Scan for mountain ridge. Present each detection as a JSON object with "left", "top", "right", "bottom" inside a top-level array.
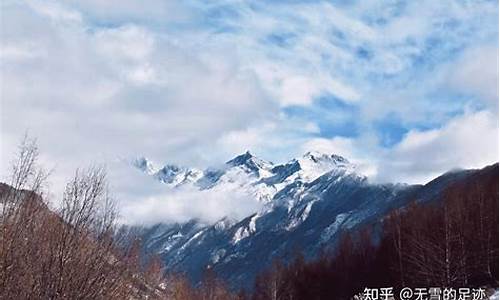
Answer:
[
  {"left": 131, "top": 151, "right": 358, "bottom": 203},
  {"left": 127, "top": 152, "right": 498, "bottom": 290}
]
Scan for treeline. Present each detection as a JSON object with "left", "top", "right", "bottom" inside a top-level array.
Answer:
[{"left": 251, "top": 166, "right": 499, "bottom": 299}]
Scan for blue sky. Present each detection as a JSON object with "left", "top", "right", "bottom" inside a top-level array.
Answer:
[{"left": 1, "top": 0, "right": 498, "bottom": 191}]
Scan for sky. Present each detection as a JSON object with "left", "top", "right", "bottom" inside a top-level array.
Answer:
[{"left": 1, "top": 0, "right": 498, "bottom": 223}]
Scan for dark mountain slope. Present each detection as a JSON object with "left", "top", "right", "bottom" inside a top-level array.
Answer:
[{"left": 134, "top": 159, "right": 498, "bottom": 290}]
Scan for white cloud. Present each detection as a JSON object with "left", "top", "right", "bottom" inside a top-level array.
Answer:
[
  {"left": 0, "top": 0, "right": 277, "bottom": 207},
  {"left": 215, "top": 119, "right": 319, "bottom": 164},
  {"left": 60, "top": 0, "right": 193, "bottom": 25},
  {"left": 1, "top": 0, "right": 498, "bottom": 224},
  {"left": 375, "top": 110, "right": 499, "bottom": 183},
  {"left": 448, "top": 45, "right": 499, "bottom": 110},
  {"left": 298, "top": 110, "right": 499, "bottom": 185},
  {"left": 217, "top": 124, "right": 276, "bottom": 157},
  {"left": 119, "top": 187, "right": 260, "bottom": 225},
  {"left": 280, "top": 76, "right": 320, "bottom": 106},
  {"left": 0, "top": 1, "right": 277, "bottom": 166},
  {"left": 275, "top": 75, "right": 361, "bottom": 106},
  {"left": 26, "top": 0, "right": 83, "bottom": 24},
  {"left": 108, "top": 162, "right": 261, "bottom": 225}
]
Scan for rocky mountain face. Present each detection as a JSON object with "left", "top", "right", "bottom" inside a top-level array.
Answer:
[{"left": 129, "top": 152, "right": 498, "bottom": 290}]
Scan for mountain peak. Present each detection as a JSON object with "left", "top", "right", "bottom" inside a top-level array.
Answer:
[
  {"left": 302, "top": 151, "right": 350, "bottom": 165},
  {"left": 154, "top": 164, "right": 203, "bottom": 186},
  {"left": 226, "top": 151, "right": 273, "bottom": 176},
  {"left": 132, "top": 156, "right": 156, "bottom": 174},
  {"left": 226, "top": 151, "right": 258, "bottom": 166},
  {"left": 282, "top": 151, "right": 354, "bottom": 183},
  {"left": 157, "top": 164, "right": 183, "bottom": 174}
]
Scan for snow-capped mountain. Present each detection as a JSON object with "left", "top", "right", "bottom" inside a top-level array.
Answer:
[
  {"left": 132, "top": 157, "right": 204, "bottom": 187},
  {"left": 127, "top": 151, "right": 372, "bottom": 288},
  {"left": 154, "top": 165, "right": 203, "bottom": 186},
  {"left": 132, "top": 150, "right": 358, "bottom": 203},
  {"left": 225, "top": 151, "right": 274, "bottom": 178},
  {"left": 132, "top": 157, "right": 157, "bottom": 175},
  {"left": 128, "top": 152, "right": 497, "bottom": 290}
]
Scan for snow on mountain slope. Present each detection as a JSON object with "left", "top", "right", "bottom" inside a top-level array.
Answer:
[
  {"left": 131, "top": 157, "right": 203, "bottom": 187},
  {"left": 225, "top": 151, "right": 274, "bottom": 179},
  {"left": 154, "top": 165, "right": 203, "bottom": 186},
  {"left": 128, "top": 153, "right": 496, "bottom": 290},
  {"left": 132, "top": 150, "right": 357, "bottom": 204},
  {"left": 128, "top": 151, "right": 382, "bottom": 287},
  {"left": 132, "top": 157, "right": 157, "bottom": 175},
  {"left": 291, "top": 151, "right": 355, "bottom": 182}
]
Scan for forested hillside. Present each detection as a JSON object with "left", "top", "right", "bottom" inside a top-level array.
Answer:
[{"left": 250, "top": 164, "right": 499, "bottom": 299}]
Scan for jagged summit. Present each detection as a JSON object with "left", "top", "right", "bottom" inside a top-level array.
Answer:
[
  {"left": 274, "top": 150, "right": 356, "bottom": 184},
  {"left": 132, "top": 157, "right": 156, "bottom": 174},
  {"left": 226, "top": 150, "right": 254, "bottom": 166},
  {"left": 132, "top": 150, "right": 356, "bottom": 195},
  {"left": 154, "top": 164, "right": 183, "bottom": 183},
  {"left": 153, "top": 164, "right": 203, "bottom": 186},
  {"left": 130, "top": 158, "right": 203, "bottom": 186},
  {"left": 128, "top": 152, "right": 497, "bottom": 291},
  {"left": 225, "top": 151, "right": 273, "bottom": 177},
  {"left": 302, "top": 151, "right": 350, "bottom": 165}
]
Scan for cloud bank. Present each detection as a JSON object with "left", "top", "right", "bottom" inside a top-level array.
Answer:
[{"left": 1, "top": 0, "right": 498, "bottom": 224}]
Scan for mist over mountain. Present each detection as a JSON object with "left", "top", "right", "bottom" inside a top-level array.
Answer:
[
  {"left": 1, "top": 0, "right": 498, "bottom": 298},
  {"left": 124, "top": 150, "right": 498, "bottom": 290}
]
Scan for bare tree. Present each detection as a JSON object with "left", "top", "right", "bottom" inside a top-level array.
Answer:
[
  {"left": 0, "top": 135, "right": 49, "bottom": 298},
  {"left": 0, "top": 136, "right": 169, "bottom": 299},
  {"left": 164, "top": 273, "right": 197, "bottom": 300},
  {"left": 199, "top": 267, "right": 234, "bottom": 300}
]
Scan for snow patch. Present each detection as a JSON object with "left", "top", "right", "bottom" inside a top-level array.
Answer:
[
  {"left": 160, "top": 232, "right": 184, "bottom": 252},
  {"left": 286, "top": 201, "right": 315, "bottom": 230},
  {"left": 232, "top": 213, "right": 260, "bottom": 244},
  {"left": 249, "top": 214, "right": 258, "bottom": 232},
  {"left": 211, "top": 249, "right": 226, "bottom": 264},
  {"left": 132, "top": 157, "right": 157, "bottom": 174},
  {"left": 232, "top": 226, "right": 250, "bottom": 244},
  {"left": 180, "top": 229, "right": 205, "bottom": 251},
  {"left": 321, "top": 213, "right": 349, "bottom": 242}
]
